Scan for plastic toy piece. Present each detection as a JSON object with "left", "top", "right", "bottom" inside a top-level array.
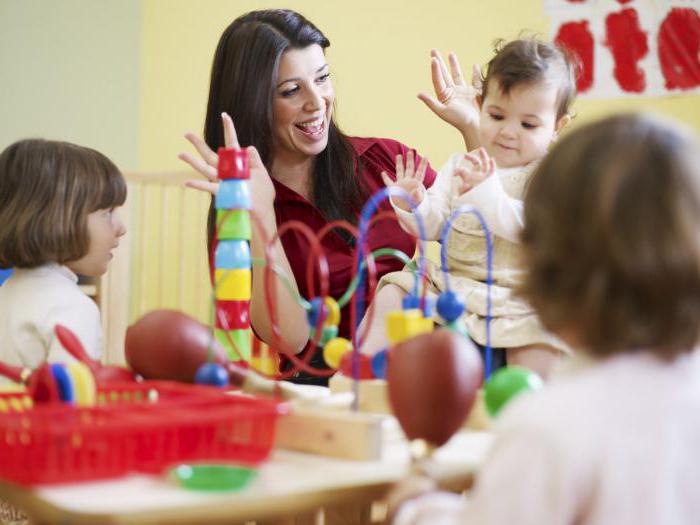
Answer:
[
  {"left": 307, "top": 297, "right": 325, "bottom": 326},
  {"left": 370, "top": 349, "right": 388, "bottom": 379},
  {"left": 171, "top": 464, "right": 256, "bottom": 491},
  {"left": 323, "top": 297, "right": 340, "bottom": 327},
  {"left": 217, "top": 147, "right": 250, "bottom": 180},
  {"left": 214, "top": 240, "right": 251, "bottom": 269},
  {"left": 214, "top": 269, "right": 252, "bottom": 301},
  {"left": 323, "top": 337, "right": 352, "bottom": 369},
  {"left": 484, "top": 366, "right": 544, "bottom": 417},
  {"left": 385, "top": 309, "right": 433, "bottom": 346},
  {"left": 436, "top": 290, "right": 465, "bottom": 323},
  {"left": 30, "top": 363, "right": 61, "bottom": 404},
  {"left": 195, "top": 363, "right": 229, "bottom": 387},
  {"left": 214, "top": 300, "right": 250, "bottom": 330},
  {"left": 339, "top": 352, "right": 375, "bottom": 380},
  {"left": 66, "top": 361, "right": 97, "bottom": 406},
  {"left": 216, "top": 180, "right": 251, "bottom": 210},
  {"left": 214, "top": 328, "right": 251, "bottom": 361},
  {"left": 402, "top": 294, "right": 434, "bottom": 317},
  {"left": 216, "top": 210, "right": 251, "bottom": 240},
  {"left": 50, "top": 363, "right": 75, "bottom": 403},
  {"left": 309, "top": 324, "right": 339, "bottom": 347}
]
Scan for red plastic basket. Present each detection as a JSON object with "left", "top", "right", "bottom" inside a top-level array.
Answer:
[{"left": 0, "top": 381, "right": 282, "bottom": 485}]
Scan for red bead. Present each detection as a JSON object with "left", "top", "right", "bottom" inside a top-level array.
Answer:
[
  {"left": 339, "top": 352, "right": 375, "bottom": 379},
  {"left": 214, "top": 300, "right": 250, "bottom": 330},
  {"left": 217, "top": 148, "right": 249, "bottom": 180}
]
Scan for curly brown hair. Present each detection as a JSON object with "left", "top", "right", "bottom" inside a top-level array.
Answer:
[{"left": 521, "top": 113, "right": 700, "bottom": 358}]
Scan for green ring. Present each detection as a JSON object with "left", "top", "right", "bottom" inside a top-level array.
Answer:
[{"left": 171, "top": 464, "right": 256, "bottom": 491}]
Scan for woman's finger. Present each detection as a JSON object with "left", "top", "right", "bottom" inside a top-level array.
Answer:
[
  {"left": 184, "top": 132, "right": 218, "bottom": 167},
  {"left": 433, "top": 50, "right": 454, "bottom": 88},
  {"left": 222, "top": 112, "right": 240, "bottom": 149},
  {"left": 184, "top": 179, "right": 219, "bottom": 195},
  {"left": 178, "top": 151, "right": 218, "bottom": 181}
]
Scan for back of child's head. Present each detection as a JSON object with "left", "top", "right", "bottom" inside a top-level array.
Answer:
[
  {"left": 0, "top": 139, "right": 126, "bottom": 269},
  {"left": 481, "top": 37, "right": 578, "bottom": 120},
  {"left": 521, "top": 113, "right": 700, "bottom": 359}
]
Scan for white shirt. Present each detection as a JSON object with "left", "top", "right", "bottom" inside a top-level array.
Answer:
[
  {"left": 395, "top": 350, "right": 700, "bottom": 525},
  {"left": 0, "top": 264, "right": 102, "bottom": 385},
  {"left": 392, "top": 153, "right": 526, "bottom": 243}
]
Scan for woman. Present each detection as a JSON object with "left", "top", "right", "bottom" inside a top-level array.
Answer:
[{"left": 180, "top": 9, "right": 477, "bottom": 384}]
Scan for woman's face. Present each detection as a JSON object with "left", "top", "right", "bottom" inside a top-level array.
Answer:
[{"left": 271, "top": 44, "right": 335, "bottom": 164}]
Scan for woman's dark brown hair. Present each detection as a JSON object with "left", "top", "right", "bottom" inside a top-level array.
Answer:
[
  {"left": 204, "top": 9, "right": 366, "bottom": 247},
  {"left": 521, "top": 113, "right": 700, "bottom": 358},
  {"left": 0, "top": 139, "right": 126, "bottom": 268}
]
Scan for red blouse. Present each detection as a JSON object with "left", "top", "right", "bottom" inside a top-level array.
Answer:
[{"left": 271, "top": 136, "right": 436, "bottom": 343}]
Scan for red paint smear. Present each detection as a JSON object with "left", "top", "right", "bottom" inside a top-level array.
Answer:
[
  {"left": 658, "top": 8, "right": 700, "bottom": 90},
  {"left": 616, "top": 0, "right": 633, "bottom": 4},
  {"left": 555, "top": 21, "right": 594, "bottom": 93},
  {"left": 604, "top": 8, "right": 649, "bottom": 93}
]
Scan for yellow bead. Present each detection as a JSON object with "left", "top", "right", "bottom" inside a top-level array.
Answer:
[
  {"left": 214, "top": 269, "right": 251, "bottom": 300},
  {"left": 323, "top": 337, "right": 353, "bottom": 369},
  {"left": 66, "top": 361, "right": 97, "bottom": 407},
  {"left": 386, "top": 309, "right": 434, "bottom": 345},
  {"left": 323, "top": 297, "right": 340, "bottom": 327}
]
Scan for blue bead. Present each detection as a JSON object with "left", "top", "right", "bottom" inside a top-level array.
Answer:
[
  {"left": 216, "top": 180, "right": 251, "bottom": 210},
  {"left": 402, "top": 294, "right": 420, "bottom": 310},
  {"left": 371, "top": 349, "right": 388, "bottom": 379},
  {"left": 307, "top": 297, "right": 324, "bottom": 327},
  {"left": 214, "top": 240, "right": 251, "bottom": 269},
  {"left": 51, "top": 363, "right": 74, "bottom": 403},
  {"left": 436, "top": 290, "right": 465, "bottom": 322},
  {"left": 194, "top": 363, "right": 229, "bottom": 387}
]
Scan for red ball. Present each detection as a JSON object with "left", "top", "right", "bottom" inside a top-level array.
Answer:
[
  {"left": 387, "top": 330, "right": 483, "bottom": 447},
  {"left": 125, "top": 309, "right": 228, "bottom": 383},
  {"left": 338, "top": 352, "right": 375, "bottom": 379}
]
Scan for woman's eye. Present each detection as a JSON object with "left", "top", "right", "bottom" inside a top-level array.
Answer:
[
  {"left": 316, "top": 73, "right": 330, "bottom": 83},
  {"left": 281, "top": 86, "right": 299, "bottom": 97}
]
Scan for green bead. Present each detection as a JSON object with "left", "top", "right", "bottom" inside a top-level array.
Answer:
[
  {"left": 215, "top": 328, "right": 251, "bottom": 361},
  {"left": 217, "top": 209, "right": 251, "bottom": 240},
  {"left": 484, "top": 366, "right": 544, "bottom": 417},
  {"left": 309, "top": 324, "right": 338, "bottom": 346},
  {"left": 445, "top": 320, "right": 469, "bottom": 338}
]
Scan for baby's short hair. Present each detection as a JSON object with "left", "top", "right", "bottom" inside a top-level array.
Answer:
[
  {"left": 481, "top": 38, "right": 578, "bottom": 120},
  {"left": 521, "top": 113, "right": 700, "bottom": 358},
  {"left": 0, "top": 139, "right": 126, "bottom": 268}
]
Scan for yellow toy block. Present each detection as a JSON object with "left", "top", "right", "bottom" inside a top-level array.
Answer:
[
  {"left": 214, "top": 269, "right": 251, "bottom": 300},
  {"left": 386, "top": 309, "right": 433, "bottom": 345}
]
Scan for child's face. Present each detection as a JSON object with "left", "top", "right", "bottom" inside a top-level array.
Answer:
[
  {"left": 478, "top": 80, "right": 567, "bottom": 168},
  {"left": 66, "top": 208, "right": 126, "bottom": 277}
]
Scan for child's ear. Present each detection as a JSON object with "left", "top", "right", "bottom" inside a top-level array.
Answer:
[
  {"left": 553, "top": 114, "right": 571, "bottom": 139},
  {"left": 476, "top": 94, "right": 483, "bottom": 109},
  {"left": 554, "top": 113, "right": 571, "bottom": 135}
]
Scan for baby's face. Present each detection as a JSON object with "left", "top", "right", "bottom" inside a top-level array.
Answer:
[{"left": 478, "top": 80, "right": 564, "bottom": 168}]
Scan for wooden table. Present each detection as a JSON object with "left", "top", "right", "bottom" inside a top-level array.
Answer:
[{"left": 0, "top": 420, "right": 492, "bottom": 525}]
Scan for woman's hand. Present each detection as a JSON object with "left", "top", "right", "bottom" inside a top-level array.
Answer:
[
  {"left": 454, "top": 147, "right": 495, "bottom": 196},
  {"left": 418, "top": 50, "right": 482, "bottom": 149},
  {"left": 381, "top": 151, "right": 429, "bottom": 212},
  {"left": 178, "top": 112, "right": 276, "bottom": 209}
]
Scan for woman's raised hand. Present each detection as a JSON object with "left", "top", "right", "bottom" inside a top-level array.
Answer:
[
  {"left": 418, "top": 50, "right": 482, "bottom": 137},
  {"left": 454, "top": 147, "right": 495, "bottom": 195},
  {"left": 381, "top": 151, "right": 429, "bottom": 212},
  {"left": 178, "top": 113, "right": 275, "bottom": 208}
]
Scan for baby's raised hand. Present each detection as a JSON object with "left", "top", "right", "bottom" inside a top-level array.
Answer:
[
  {"left": 418, "top": 50, "right": 482, "bottom": 134},
  {"left": 381, "top": 151, "right": 429, "bottom": 211},
  {"left": 454, "top": 147, "right": 495, "bottom": 195}
]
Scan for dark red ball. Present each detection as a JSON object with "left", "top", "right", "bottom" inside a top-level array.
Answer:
[{"left": 387, "top": 330, "right": 483, "bottom": 446}]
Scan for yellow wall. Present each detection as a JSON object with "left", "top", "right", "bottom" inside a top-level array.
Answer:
[{"left": 139, "top": 0, "right": 700, "bottom": 170}]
